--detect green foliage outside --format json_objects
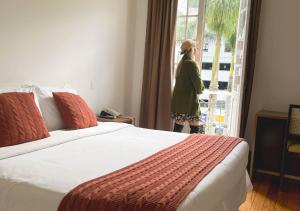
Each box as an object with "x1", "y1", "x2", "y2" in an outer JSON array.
[{"x1": 205, "y1": 0, "x2": 240, "y2": 90}]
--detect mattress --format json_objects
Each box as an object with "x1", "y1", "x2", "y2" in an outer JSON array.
[{"x1": 0, "y1": 122, "x2": 251, "y2": 211}]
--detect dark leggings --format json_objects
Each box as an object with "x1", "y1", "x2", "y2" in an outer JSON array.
[
  {"x1": 173, "y1": 123, "x2": 184, "y2": 132},
  {"x1": 173, "y1": 123, "x2": 204, "y2": 134}
]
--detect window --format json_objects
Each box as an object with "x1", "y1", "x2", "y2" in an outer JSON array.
[
  {"x1": 202, "y1": 62, "x2": 212, "y2": 70},
  {"x1": 202, "y1": 80, "x2": 210, "y2": 89},
  {"x1": 175, "y1": 0, "x2": 205, "y2": 65},
  {"x1": 218, "y1": 81, "x2": 228, "y2": 90},
  {"x1": 219, "y1": 63, "x2": 231, "y2": 71}
]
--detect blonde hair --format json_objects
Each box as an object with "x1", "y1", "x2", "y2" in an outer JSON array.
[{"x1": 175, "y1": 47, "x2": 195, "y2": 78}]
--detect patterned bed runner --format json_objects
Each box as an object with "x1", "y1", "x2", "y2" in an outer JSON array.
[{"x1": 58, "y1": 134, "x2": 241, "y2": 211}]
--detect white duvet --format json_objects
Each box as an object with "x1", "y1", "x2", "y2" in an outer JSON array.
[{"x1": 0, "y1": 123, "x2": 251, "y2": 211}]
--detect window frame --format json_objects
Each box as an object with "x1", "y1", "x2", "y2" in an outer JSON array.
[{"x1": 174, "y1": 0, "x2": 206, "y2": 68}]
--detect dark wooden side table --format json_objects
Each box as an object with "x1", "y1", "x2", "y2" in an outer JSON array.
[
  {"x1": 250, "y1": 110, "x2": 288, "y2": 178},
  {"x1": 97, "y1": 115, "x2": 135, "y2": 125}
]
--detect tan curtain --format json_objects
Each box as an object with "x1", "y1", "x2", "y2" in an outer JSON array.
[
  {"x1": 239, "y1": 0, "x2": 262, "y2": 137},
  {"x1": 139, "y1": 0, "x2": 178, "y2": 130}
]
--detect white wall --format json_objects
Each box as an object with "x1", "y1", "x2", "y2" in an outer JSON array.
[
  {"x1": 0, "y1": 0, "x2": 134, "y2": 114},
  {"x1": 123, "y1": 0, "x2": 148, "y2": 124},
  {"x1": 5, "y1": 0, "x2": 297, "y2": 135},
  {"x1": 245, "y1": 0, "x2": 300, "y2": 145}
]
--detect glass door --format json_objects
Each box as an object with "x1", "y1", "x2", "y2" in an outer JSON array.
[
  {"x1": 227, "y1": 0, "x2": 251, "y2": 136},
  {"x1": 174, "y1": 0, "x2": 251, "y2": 136}
]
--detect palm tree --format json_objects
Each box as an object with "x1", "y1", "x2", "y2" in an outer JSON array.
[
  {"x1": 225, "y1": 1, "x2": 239, "y2": 92},
  {"x1": 205, "y1": 0, "x2": 240, "y2": 133},
  {"x1": 226, "y1": 29, "x2": 237, "y2": 92}
]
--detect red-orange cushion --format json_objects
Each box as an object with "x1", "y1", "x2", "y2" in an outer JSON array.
[
  {"x1": 53, "y1": 92, "x2": 97, "y2": 129},
  {"x1": 0, "y1": 92, "x2": 50, "y2": 147}
]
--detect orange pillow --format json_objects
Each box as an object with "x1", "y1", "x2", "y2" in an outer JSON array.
[
  {"x1": 53, "y1": 92, "x2": 97, "y2": 129},
  {"x1": 0, "y1": 92, "x2": 49, "y2": 147}
]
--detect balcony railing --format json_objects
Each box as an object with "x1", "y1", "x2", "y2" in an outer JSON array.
[{"x1": 199, "y1": 90, "x2": 233, "y2": 135}]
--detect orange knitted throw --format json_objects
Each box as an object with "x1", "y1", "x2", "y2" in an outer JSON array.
[{"x1": 58, "y1": 134, "x2": 241, "y2": 211}]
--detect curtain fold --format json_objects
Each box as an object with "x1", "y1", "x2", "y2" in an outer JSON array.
[
  {"x1": 239, "y1": 0, "x2": 262, "y2": 137},
  {"x1": 139, "y1": 0, "x2": 178, "y2": 130}
]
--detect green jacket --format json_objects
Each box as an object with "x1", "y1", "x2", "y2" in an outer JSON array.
[{"x1": 171, "y1": 60, "x2": 204, "y2": 117}]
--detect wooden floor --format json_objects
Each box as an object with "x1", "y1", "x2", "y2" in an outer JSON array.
[{"x1": 240, "y1": 175, "x2": 300, "y2": 211}]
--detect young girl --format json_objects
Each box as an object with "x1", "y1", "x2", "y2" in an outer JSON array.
[{"x1": 171, "y1": 39, "x2": 204, "y2": 134}]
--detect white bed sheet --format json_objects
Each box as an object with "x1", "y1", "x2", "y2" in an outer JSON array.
[{"x1": 0, "y1": 123, "x2": 251, "y2": 211}]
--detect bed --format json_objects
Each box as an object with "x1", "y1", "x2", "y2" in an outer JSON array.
[{"x1": 0, "y1": 122, "x2": 251, "y2": 211}]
